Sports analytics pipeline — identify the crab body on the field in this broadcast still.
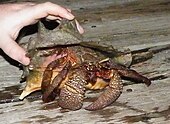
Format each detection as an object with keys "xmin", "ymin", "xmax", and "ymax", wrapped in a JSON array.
[{"xmin": 19, "ymin": 19, "xmax": 151, "ymax": 111}]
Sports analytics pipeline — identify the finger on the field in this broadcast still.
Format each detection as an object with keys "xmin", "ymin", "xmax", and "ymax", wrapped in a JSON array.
[
  {"xmin": 1, "ymin": 38, "xmax": 30, "ymax": 65},
  {"xmin": 66, "ymin": 8, "xmax": 71, "ymax": 12},
  {"xmin": 46, "ymin": 8, "xmax": 71, "ymax": 20},
  {"xmin": 16, "ymin": 2, "xmax": 36, "ymax": 8},
  {"xmin": 19, "ymin": 2, "xmax": 36, "ymax": 6},
  {"xmin": 34, "ymin": 2, "xmax": 74, "ymax": 19},
  {"xmin": 20, "ymin": 2, "xmax": 75, "ymax": 26},
  {"xmin": 46, "ymin": 15, "xmax": 62, "ymax": 20}
]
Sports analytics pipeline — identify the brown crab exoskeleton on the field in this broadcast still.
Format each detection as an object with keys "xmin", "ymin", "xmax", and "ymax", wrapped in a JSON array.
[
  {"xmin": 40, "ymin": 54, "xmax": 151, "ymax": 111},
  {"xmin": 19, "ymin": 19, "xmax": 151, "ymax": 111}
]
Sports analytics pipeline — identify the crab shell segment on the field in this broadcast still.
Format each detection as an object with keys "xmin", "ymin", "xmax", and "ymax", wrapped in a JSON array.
[{"xmin": 36, "ymin": 19, "xmax": 83, "ymax": 48}]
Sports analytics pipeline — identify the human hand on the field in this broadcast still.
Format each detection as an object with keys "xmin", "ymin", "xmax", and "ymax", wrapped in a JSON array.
[{"xmin": 0, "ymin": 2, "xmax": 84, "ymax": 65}]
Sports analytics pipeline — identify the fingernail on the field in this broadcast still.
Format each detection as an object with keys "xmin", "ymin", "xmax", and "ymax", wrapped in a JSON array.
[
  {"xmin": 22, "ymin": 57, "xmax": 30, "ymax": 65},
  {"xmin": 66, "ymin": 12, "xmax": 74, "ymax": 19}
]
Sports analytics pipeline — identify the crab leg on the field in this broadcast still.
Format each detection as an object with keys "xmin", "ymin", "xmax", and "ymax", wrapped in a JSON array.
[
  {"xmin": 117, "ymin": 69, "xmax": 151, "ymax": 86},
  {"xmin": 108, "ymin": 62, "xmax": 151, "ymax": 86},
  {"xmin": 58, "ymin": 68, "xmax": 87, "ymax": 110},
  {"xmin": 41, "ymin": 60, "xmax": 71, "ymax": 102},
  {"xmin": 85, "ymin": 72, "xmax": 123, "ymax": 111}
]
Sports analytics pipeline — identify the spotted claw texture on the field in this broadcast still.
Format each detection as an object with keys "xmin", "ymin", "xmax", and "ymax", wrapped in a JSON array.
[
  {"xmin": 85, "ymin": 72, "xmax": 123, "ymax": 111},
  {"xmin": 58, "ymin": 69, "xmax": 87, "ymax": 110}
]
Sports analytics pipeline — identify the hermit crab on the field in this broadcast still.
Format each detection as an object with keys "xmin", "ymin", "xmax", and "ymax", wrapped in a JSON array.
[{"xmin": 19, "ymin": 19, "xmax": 151, "ymax": 111}]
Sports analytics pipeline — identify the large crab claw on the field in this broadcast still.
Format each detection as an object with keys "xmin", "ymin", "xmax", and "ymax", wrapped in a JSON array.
[
  {"xmin": 58, "ymin": 69, "xmax": 87, "ymax": 110},
  {"xmin": 42, "ymin": 64, "xmax": 87, "ymax": 110},
  {"xmin": 85, "ymin": 72, "xmax": 123, "ymax": 111}
]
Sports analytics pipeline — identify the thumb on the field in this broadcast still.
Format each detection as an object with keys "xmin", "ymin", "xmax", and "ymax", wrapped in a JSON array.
[{"xmin": 1, "ymin": 38, "xmax": 30, "ymax": 65}]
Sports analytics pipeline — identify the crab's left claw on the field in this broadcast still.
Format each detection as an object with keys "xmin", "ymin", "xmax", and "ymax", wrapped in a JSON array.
[
  {"xmin": 85, "ymin": 72, "xmax": 123, "ymax": 111},
  {"xmin": 58, "ymin": 69, "xmax": 87, "ymax": 110}
]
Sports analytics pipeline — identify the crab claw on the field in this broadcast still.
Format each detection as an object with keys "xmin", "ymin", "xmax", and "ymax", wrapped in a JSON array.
[
  {"xmin": 58, "ymin": 69, "xmax": 87, "ymax": 110},
  {"xmin": 85, "ymin": 72, "xmax": 123, "ymax": 111}
]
